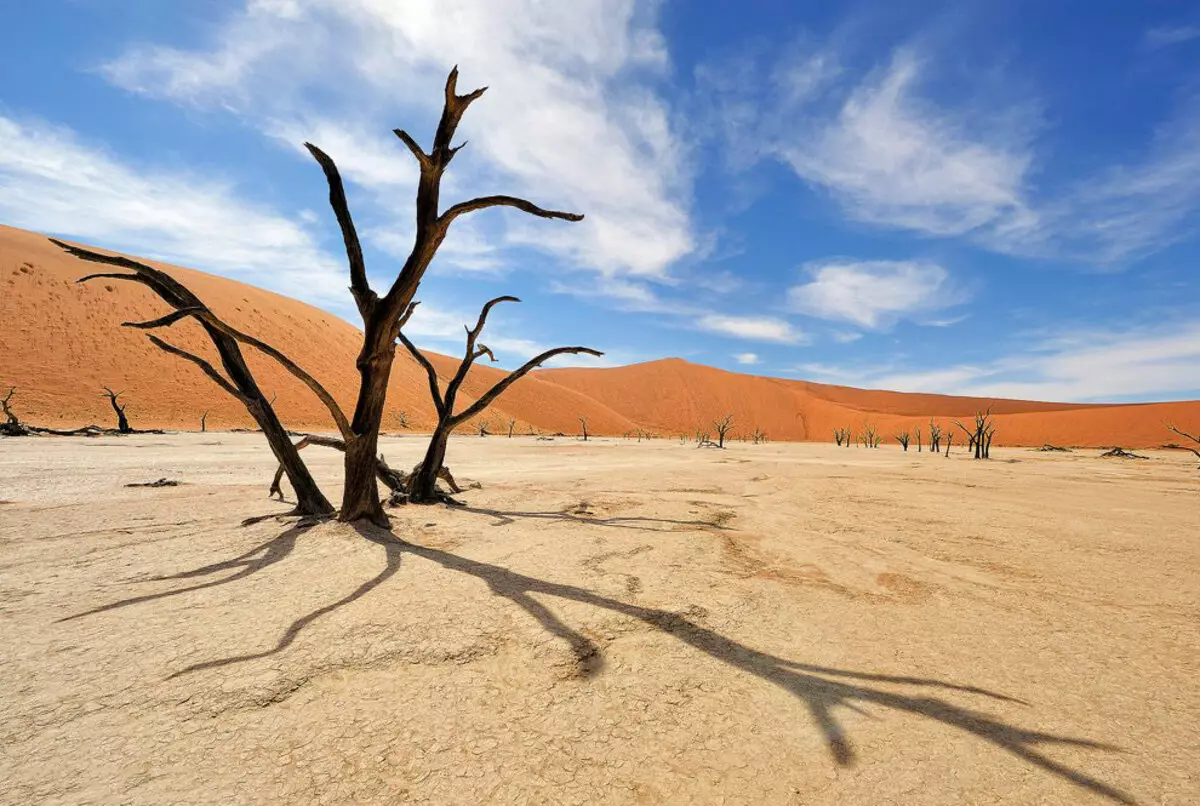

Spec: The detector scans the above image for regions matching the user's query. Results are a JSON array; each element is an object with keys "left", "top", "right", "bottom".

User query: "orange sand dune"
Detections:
[{"left": 2, "top": 225, "right": 1197, "bottom": 447}]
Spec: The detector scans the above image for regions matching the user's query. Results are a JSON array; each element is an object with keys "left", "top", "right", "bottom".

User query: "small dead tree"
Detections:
[
  {"left": 477, "top": 418, "right": 491, "bottom": 437},
  {"left": 752, "top": 427, "right": 767, "bottom": 445},
  {"left": 579, "top": 416, "right": 589, "bottom": 441},
  {"left": 954, "top": 409, "right": 996, "bottom": 460},
  {"left": 1165, "top": 423, "right": 1200, "bottom": 468},
  {"left": 895, "top": 430, "right": 911, "bottom": 451},
  {"left": 861, "top": 423, "right": 882, "bottom": 448},
  {"left": 929, "top": 421, "right": 942, "bottom": 453},
  {"left": 713, "top": 414, "right": 733, "bottom": 448},
  {"left": 399, "top": 296, "right": 601, "bottom": 503},
  {"left": 834, "top": 427, "right": 849, "bottom": 447},
  {"left": 397, "top": 410, "right": 410, "bottom": 430},
  {"left": 507, "top": 418, "right": 517, "bottom": 438},
  {"left": 1, "top": 387, "right": 31, "bottom": 436},
  {"left": 56, "top": 239, "right": 339, "bottom": 517},
  {"left": 913, "top": 425, "right": 922, "bottom": 453},
  {"left": 200, "top": 410, "right": 209, "bottom": 432},
  {"left": 944, "top": 430, "right": 954, "bottom": 457},
  {"left": 101, "top": 387, "right": 133, "bottom": 433}
]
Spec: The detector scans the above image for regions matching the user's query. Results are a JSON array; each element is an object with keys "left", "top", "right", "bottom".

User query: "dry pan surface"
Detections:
[{"left": 0, "top": 434, "right": 1196, "bottom": 805}]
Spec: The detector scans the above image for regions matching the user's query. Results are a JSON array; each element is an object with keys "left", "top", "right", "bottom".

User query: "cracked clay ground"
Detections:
[{"left": 1, "top": 433, "right": 1197, "bottom": 804}]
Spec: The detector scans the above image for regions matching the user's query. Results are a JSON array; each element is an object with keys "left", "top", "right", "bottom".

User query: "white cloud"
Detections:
[
  {"left": 734, "top": 352, "right": 760, "bottom": 365},
  {"left": 812, "top": 323, "right": 1200, "bottom": 402},
  {"left": 0, "top": 115, "right": 347, "bottom": 307},
  {"left": 1144, "top": 26, "right": 1200, "bottom": 48},
  {"left": 697, "top": 314, "right": 805, "bottom": 344},
  {"left": 788, "top": 259, "right": 965, "bottom": 330},
  {"left": 774, "top": 50, "right": 1035, "bottom": 237},
  {"left": 100, "top": 0, "right": 695, "bottom": 279}
]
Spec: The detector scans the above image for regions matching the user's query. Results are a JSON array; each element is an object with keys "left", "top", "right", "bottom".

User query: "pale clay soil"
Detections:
[{"left": 0, "top": 434, "right": 1196, "bottom": 805}]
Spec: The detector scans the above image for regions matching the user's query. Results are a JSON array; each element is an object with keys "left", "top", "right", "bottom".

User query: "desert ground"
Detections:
[{"left": 1, "top": 433, "right": 1196, "bottom": 804}]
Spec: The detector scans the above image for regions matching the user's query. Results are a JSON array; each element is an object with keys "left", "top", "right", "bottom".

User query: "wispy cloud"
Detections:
[
  {"left": 0, "top": 114, "right": 346, "bottom": 307},
  {"left": 801, "top": 323, "right": 1200, "bottom": 402},
  {"left": 1143, "top": 25, "right": 1200, "bottom": 48},
  {"left": 788, "top": 259, "right": 966, "bottom": 330},
  {"left": 101, "top": 0, "right": 696, "bottom": 279},
  {"left": 734, "top": 352, "right": 760, "bottom": 365},
  {"left": 697, "top": 314, "right": 806, "bottom": 344}
]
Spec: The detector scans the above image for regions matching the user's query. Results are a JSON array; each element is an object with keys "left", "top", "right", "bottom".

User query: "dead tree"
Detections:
[
  {"left": 944, "top": 430, "right": 954, "bottom": 458},
  {"left": 266, "top": 434, "right": 423, "bottom": 502},
  {"left": 201, "top": 410, "right": 209, "bottom": 432},
  {"left": 307, "top": 68, "right": 583, "bottom": 524},
  {"left": 397, "top": 410, "right": 410, "bottom": 429},
  {"left": 579, "top": 416, "right": 589, "bottom": 441},
  {"left": 713, "top": 415, "right": 733, "bottom": 448},
  {"left": 752, "top": 427, "right": 767, "bottom": 445},
  {"left": 399, "top": 296, "right": 601, "bottom": 503},
  {"left": 861, "top": 423, "right": 882, "bottom": 448},
  {"left": 55, "top": 239, "right": 338, "bottom": 517},
  {"left": 954, "top": 409, "right": 996, "bottom": 460},
  {"left": 477, "top": 418, "right": 491, "bottom": 437},
  {"left": 929, "top": 421, "right": 942, "bottom": 453},
  {"left": 100, "top": 387, "right": 132, "bottom": 433},
  {"left": 507, "top": 418, "right": 517, "bottom": 438},
  {"left": 1, "top": 387, "right": 32, "bottom": 436},
  {"left": 834, "top": 427, "right": 849, "bottom": 446},
  {"left": 913, "top": 425, "right": 922, "bottom": 453},
  {"left": 895, "top": 430, "right": 911, "bottom": 451},
  {"left": 1165, "top": 423, "right": 1200, "bottom": 468}
]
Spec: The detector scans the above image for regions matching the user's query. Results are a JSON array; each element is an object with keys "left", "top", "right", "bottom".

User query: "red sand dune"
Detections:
[{"left": 2, "top": 225, "right": 1197, "bottom": 447}]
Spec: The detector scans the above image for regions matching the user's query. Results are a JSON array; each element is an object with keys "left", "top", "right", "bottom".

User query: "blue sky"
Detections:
[{"left": 2, "top": 0, "right": 1199, "bottom": 402}]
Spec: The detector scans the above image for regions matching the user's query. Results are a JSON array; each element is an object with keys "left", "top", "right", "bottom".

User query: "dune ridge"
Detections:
[{"left": 2, "top": 224, "right": 1196, "bottom": 447}]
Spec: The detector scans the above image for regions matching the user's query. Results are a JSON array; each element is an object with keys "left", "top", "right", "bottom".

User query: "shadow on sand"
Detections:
[{"left": 59, "top": 518, "right": 1136, "bottom": 804}]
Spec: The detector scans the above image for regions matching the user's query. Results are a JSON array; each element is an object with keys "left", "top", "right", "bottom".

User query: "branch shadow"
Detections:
[
  {"left": 459, "top": 505, "right": 731, "bottom": 532},
  {"left": 56, "top": 522, "right": 313, "bottom": 623}
]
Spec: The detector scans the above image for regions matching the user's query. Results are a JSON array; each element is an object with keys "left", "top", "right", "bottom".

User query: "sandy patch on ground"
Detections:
[{"left": 1, "top": 434, "right": 1196, "bottom": 804}]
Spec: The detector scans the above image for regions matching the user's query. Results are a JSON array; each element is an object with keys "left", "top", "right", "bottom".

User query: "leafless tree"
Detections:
[
  {"left": 834, "top": 427, "right": 850, "bottom": 447},
  {"left": 476, "top": 418, "right": 491, "bottom": 437},
  {"left": 100, "top": 387, "right": 133, "bottom": 433},
  {"left": 1, "top": 387, "right": 31, "bottom": 436},
  {"left": 954, "top": 409, "right": 996, "bottom": 460},
  {"left": 913, "top": 425, "right": 922, "bottom": 453},
  {"left": 306, "top": 68, "right": 584, "bottom": 524},
  {"left": 56, "top": 239, "right": 338, "bottom": 517},
  {"left": 507, "top": 418, "right": 517, "bottom": 438},
  {"left": 200, "top": 410, "right": 209, "bottom": 433},
  {"left": 861, "top": 423, "right": 882, "bottom": 448},
  {"left": 1165, "top": 423, "right": 1200, "bottom": 468},
  {"left": 944, "top": 430, "right": 954, "bottom": 458},
  {"left": 578, "top": 416, "right": 589, "bottom": 441},
  {"left": 895, "top": 430, "right": 911, "bottom": 451},
  {"left": 397, "top": 410, "right": 410, "bottom": 430},
  {"left": 398, "top": 296, "right": 601, "bottom": 503},
  {"left": 713, "top": 414, "right": 733, "bottom": 448},
  {"left": 929, "top": 421, "right": 942, "bottom": 453},
  {"left": 752, "top": 427, "right": 767, "bottom": 445}
]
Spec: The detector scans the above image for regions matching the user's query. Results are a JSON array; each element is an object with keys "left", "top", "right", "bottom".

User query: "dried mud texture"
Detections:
[{"left": 1, "top": 434, "right": 1197, "bottom": 805}]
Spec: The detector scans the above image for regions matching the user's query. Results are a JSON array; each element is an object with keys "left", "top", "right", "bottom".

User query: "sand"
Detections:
[
  {"left": 4, "top": 224, "right": 1198, "bottom": 447},
  {"left": 1, "top": 433, "right": 1196, "bottom": 804}
]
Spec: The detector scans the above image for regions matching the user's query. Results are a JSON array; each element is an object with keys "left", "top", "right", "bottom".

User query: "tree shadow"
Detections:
[
  {"left": 61, "top": 521, "right": 1136, "bottom": 803},
  {"left": 459, "top": 505, "right": 731, "bottom": 532},
  {"left": 56, "top": 522, "right": 313, "bottom": 623}
]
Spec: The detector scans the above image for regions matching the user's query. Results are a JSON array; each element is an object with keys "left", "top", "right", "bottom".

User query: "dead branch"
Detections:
[{"left": 1100, "top": 447, "right": 1149, "bottom": 460}]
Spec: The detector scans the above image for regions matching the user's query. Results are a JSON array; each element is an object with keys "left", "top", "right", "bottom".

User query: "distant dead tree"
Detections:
[
  {"left": 861, "top": 423, "right": 882, "bottom": 449},
  {"left": 895, "top": 430, "right": 911, "bottom": 451},
  {"left": 944, "top": 430, "right": 954, "bottom": 457},
  {"left": 507, "top": 418, "right": 517, "bottom": 438},
  {"left": 713, "top": 415, "right": 733, "bottom": 448},
  {"left": 913, "top": 425, "right": 922, "bottom": 453},
  {"left": 398, "top": 295, "right": 601, "bottom": 503},
  {"left": 1165, "top": 423, "right": 1200, "bottom": 468},
  {"left": 100, "top": 387, "right": 133, "bottom": 433},
  {"left": 954, "top": 409, "right": 996, "bottom": 460},
  {"left": 929, "top": 421, "right": 943, "bottom": 453},
  {"left": 397, "top": 410, "right": 410, "bottom": 429},
  {"left": 305, "top": 68, "right": 584, "bottom": 524},
  {"left": 1, "top": 387, "right": 31, "bottom": 436},
  {"left": 752, "top": 427, "right": 767, "bottom": 445},
  {"left": 200, "top": 410, "right": 209, "bottom": 433},
  {"left": 476, "top": 417, "right": 491, "bottom": 437},
  {"left": 834, "top": 427, "right": 850, "bottom": 447},
  {"left": 578, "top": 416, "right": 589, "bottom": 441},
  {"left": 56, "top": 239, "right": 338, "bottom": 517}
]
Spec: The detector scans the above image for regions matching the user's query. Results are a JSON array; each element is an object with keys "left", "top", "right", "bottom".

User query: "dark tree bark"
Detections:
[
  {"left": 914, "top": 426, "right": 922, "bottom": 453},
  {"left": 398, "top": 296, "right": 601, "bottom": 503},
  {"left": 713, "top": 415, "right": 733, "bottom": 448},
  {"left": 200, "top": 410, "right": 209, "bottom": 432},
  {"left": 578, "top": 417, "right": 589, "bottom": 441},
  {"left": 101, "top": 387, "right": 132, "bottom": 433},
  {"left": 895, "top": 431, "right": 910, "bottom": 451},
  {"left": 507, "top": 418, "right": 517, "bottom": 438},
  {"left": 1, "top": 387, "right": 32, "bottom": 436},
  {"left": 954, "top": 409, "right": 996, "bottom": 460},
  {"left": 929, "top": 422, "right": 942, "bottom": 453},
  {"left": 944, "top": 430, "right": 954, "bottom": 458},
  {"left": 306, "top": 67, "right": 584, "bottom": 525},
  {"left": 55, "top": 239, "right": 336, "bottom": 517}
]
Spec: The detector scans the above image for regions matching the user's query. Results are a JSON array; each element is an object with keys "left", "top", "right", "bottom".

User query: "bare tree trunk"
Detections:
[
  {"left": 410, "top": 424, "right": 452, "bottom": 503},
  {"left": 579, "top": 416, "right": 588, "bottom": 441},
  {"left": 102, "top": 387, "right": 132, "bottom": 433},
  {"left": 200, "top": 410, "right": 208, "bottom": 432}
]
